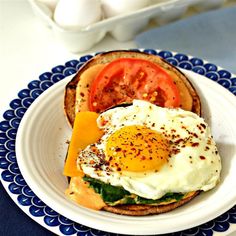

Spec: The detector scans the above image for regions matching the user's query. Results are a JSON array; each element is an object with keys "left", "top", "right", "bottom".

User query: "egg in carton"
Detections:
[
  {"left": 101, "top": 0, "right": 151, "bottom": 41},
  {"left": 29, "top": 0, "right": 227, "bottom": 53}
]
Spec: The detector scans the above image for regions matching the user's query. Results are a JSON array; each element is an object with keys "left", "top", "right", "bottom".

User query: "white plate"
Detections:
[{"left": 1, "top": 50, "right": 236, "bottom": 235}]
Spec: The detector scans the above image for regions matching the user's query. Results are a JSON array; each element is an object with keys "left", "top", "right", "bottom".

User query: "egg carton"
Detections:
[{"left": 28, "top": 0, "right": 226, "bottom": 53}]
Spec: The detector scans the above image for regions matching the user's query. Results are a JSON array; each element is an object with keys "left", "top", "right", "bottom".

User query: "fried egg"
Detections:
[{"left": 78, "top": 100, "right": 221, "bottom": 200}]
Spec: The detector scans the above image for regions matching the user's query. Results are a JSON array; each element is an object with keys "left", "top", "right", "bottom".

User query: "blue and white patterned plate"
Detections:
[{"left": 0, "top": 49, "right": 236, "bottom": 236}]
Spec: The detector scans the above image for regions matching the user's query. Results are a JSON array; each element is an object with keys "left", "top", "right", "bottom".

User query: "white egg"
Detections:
[
  {"left": 54, "top": 0, "right": 102, "bottom": 29},
  {"left": 101, "top": 0, "right": 150, "bottom": 18},
  {"left": 78, "top": 100, "right": 221, "bottom": 200}
]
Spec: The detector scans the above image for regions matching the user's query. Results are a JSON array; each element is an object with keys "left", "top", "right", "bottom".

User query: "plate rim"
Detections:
[{"left": 1, "top": 48, "right": 236, "bottom": 236}]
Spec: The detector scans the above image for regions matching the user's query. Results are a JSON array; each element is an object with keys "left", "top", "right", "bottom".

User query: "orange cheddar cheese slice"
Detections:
[{"left": 63, "top": 111, "right": 103, "bottom": 177}]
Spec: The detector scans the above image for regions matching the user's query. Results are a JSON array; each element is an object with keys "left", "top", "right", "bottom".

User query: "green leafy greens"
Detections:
[{"left": 83, "top": 176, "right": 184, "bottom": 206}]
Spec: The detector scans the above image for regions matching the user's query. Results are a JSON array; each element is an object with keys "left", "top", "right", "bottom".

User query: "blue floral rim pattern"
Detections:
[{"left": 0, "top": 49, "right": 236, "bottom": 236}]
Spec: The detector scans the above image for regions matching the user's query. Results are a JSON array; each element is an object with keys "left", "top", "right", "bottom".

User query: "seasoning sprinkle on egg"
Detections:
[
  {"left": 77, "top": 100, "right": 222, "bottom": 200},
  {"left": 106, "top": 125, "right": 170, "bottom": 173}
]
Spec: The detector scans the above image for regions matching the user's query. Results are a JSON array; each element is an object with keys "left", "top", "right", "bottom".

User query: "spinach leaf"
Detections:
[
  {"left": 83, "top": 176, "right": 130, "bottom": 203},
  {"left": 137, "top": 192, "right": 184, "bottom": 204},
  {"left": 83, "top": 176, "right": 184, "bottom": 205}
]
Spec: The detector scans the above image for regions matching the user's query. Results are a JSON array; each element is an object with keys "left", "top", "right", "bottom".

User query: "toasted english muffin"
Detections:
[
  {"left": 103, "top": 191, "right": 200, "bottom": 216},
  {"left": 64, "top": 50, "right": 201, "bottom": 127}
]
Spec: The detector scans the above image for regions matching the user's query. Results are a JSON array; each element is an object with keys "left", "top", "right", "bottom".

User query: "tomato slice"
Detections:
[{"left": 89, "top": 58, "right": 180, "bottom": 112}]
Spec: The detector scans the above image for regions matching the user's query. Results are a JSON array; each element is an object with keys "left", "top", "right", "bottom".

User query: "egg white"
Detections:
[
  {"left": 101, "top": 0, "right": 150, "bottom": 18},
  {"left": 54, "top": 0, "right": 102, "bottom": 29},
  {"left": 78, "top": 100, "right": 221, "bottom": 200}
]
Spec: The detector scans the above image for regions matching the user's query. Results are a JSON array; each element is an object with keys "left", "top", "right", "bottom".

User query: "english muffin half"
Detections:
[{"left": 64, "top": 50, "right": 201, "bottom": 127}]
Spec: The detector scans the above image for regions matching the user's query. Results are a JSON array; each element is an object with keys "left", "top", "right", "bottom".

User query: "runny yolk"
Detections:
[{"left": 105, "top": 125, "right": 170, "bottom": 172}]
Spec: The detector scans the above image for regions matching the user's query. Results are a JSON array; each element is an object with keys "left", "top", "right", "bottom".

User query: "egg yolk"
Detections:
[{"left": 106, "top": 125, "right": 170, "bottom": 172}]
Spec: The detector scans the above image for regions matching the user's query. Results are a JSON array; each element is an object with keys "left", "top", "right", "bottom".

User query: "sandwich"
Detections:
[{"left": 63, "top": 50, "right": 221, "bottom": 216}]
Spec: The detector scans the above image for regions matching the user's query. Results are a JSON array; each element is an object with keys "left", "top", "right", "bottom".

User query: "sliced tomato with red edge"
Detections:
[{"left": 89, "top": 58, "right": 180, "bottom": 112}]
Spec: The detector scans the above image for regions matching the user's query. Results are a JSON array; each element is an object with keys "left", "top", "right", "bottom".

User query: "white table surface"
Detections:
[{"left": 0, "top": 1, "right": 235, "bottom": 236}]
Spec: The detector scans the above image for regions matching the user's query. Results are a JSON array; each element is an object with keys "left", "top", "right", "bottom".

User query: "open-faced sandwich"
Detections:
[{"left": 63, "top": 50, "right": 221, "bottom": 216}]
